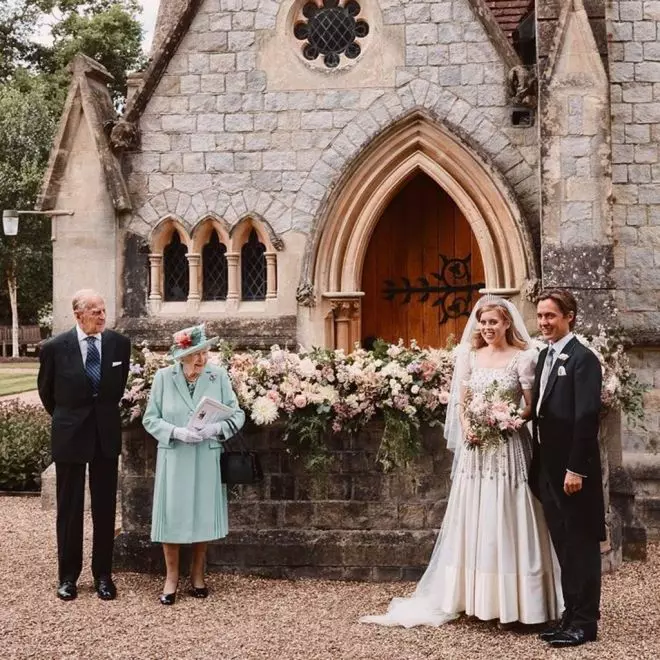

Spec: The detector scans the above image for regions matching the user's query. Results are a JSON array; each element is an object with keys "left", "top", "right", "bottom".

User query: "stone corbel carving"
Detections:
[
  {"left": 108, "top": 119, "right": 141, "bottom": 152},
  {"left": 296, "top": 281, "right": 316, "bottom": 307},
  {"left": 323, "top": 293, "right": 362, "bottom": 353},
  {"left": 520, "top": 277, "right": 541, "bottom": 302},
  {"left": 507, "top": 65, "right": 537, "bottom": 109},
  {"left": 330, "top": 299, "right": 361, "bottom": 354}
]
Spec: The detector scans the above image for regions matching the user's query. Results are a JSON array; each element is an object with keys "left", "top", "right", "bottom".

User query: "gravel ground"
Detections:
[{"left": 1, "top": 497, "right": 659, "bottom": 660}]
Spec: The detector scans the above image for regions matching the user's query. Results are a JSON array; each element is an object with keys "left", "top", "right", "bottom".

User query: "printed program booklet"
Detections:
[{"left": 187, "top": 396, "right": 235, "bottom": 431}]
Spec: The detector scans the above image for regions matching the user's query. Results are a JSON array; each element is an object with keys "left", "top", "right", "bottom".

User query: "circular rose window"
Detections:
[{"left": 294, "top": 0, "right": 369, "bottom": 69}]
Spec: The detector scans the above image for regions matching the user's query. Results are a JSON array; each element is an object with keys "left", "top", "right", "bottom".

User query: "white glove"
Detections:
[
  {"left": 197, "top": 423, "right": 224, "bottom": 441},
  {"left": 172, "top": 427, "right": 203, "bottom": 444}
]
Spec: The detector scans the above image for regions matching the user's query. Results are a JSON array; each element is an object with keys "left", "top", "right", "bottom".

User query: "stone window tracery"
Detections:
[
  {"left": 202, "top": 232, "right": 228, "bottom": 301},
  {"left": 294, "top": 0, "right": 369, "bottom": 68},
  {"left": 148, "top": 218, "right": 279, "bottom": 312},
  {"left": 163, "top": 231, "right": 189, "bottom": 302},
  {"left": 241, "top": 229, "right": 267, "bottom": 301}
]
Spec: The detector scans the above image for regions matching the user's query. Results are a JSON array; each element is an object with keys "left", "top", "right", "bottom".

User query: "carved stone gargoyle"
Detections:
[
  {"left": 108, "top": 119, "right": 141, "bottom": 152},
  {"left": 507, "top": 64, "right": 538, "bottom": 109}
]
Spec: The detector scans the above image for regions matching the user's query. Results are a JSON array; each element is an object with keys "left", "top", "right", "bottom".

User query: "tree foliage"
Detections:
[
  {"left": 0, "top": 79, "right": 57, "bottom": 324},
  {"left": 1, "top": 0, "right": 144, "bottom": 101},
  {"left": 0, "top": 1, "right": 144, "bottom": 326}
]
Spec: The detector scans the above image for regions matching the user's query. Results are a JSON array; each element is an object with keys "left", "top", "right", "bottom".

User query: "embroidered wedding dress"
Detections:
[{"left": 360, "top": 349, "right": 563, "bottom": 628}]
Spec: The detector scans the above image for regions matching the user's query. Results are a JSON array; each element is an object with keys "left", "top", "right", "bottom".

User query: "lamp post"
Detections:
[
  {"left": 1, "top": 209, "right": 74, "bottom": 358},
  {"left": 2, "top": 208, "right": 74, "bottom": 236}
]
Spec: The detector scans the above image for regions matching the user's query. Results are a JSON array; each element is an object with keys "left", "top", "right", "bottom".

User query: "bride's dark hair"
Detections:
[{"left": 471, "top": 302, "right": 529, "bottom": 350}]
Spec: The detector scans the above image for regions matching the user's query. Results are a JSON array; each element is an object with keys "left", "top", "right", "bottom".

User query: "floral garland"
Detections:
[
  {"left": 574, "top": 327, "right": 648, "bottom": 421},
  {"left": 221, "top": 339, "right": 453, "bottom": 471},
  {"left": 120, "top": 329, "right": 646, "bottom": 471}
]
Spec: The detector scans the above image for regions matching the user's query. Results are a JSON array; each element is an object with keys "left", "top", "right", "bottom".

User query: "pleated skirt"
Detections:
[{"left": 151, "top": 441, "right": 229, "bottom": 544}]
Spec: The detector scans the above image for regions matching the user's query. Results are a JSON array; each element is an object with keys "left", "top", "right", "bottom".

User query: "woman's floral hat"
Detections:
[{"left": 169, "top": 324, "right": 218, "bottom": 361}]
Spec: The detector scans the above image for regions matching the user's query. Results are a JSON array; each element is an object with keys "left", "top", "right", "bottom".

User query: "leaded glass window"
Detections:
[
  {"left": 294, "top": 0, "right": 369, "bottom": 68},
  {"left": 163, "top": 231, "right": 189, "bottom": 302},
  {"left": 202, "top": 232, "right": 228, "bottom": 301},
  {"left": 241, "top": 229, "right": 266, "bottom": 301}
]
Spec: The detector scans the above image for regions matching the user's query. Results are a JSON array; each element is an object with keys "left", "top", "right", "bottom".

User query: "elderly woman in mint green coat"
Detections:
[{"left": 143, "top": 324, "right": 245, "bottom": 605}]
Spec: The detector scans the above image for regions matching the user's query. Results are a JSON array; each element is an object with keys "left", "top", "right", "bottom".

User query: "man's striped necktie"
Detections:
[{"left": 85, "top": 336, "right": 101, "bottom": 394}]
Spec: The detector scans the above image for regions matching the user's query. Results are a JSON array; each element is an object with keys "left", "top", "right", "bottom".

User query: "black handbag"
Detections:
[{"left": 220, "top": 419, "right": 263, "bottom": 485}]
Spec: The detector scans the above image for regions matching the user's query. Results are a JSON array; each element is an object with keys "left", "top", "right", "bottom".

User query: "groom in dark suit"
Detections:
[
  {"left": 529, "top": 288, "right": 604, "bottom": 648},
  {"left": 38, "top": 290, "right": 131, "bottom": 601}
]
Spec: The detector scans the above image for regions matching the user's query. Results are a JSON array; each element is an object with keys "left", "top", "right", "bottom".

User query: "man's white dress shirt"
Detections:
[{"left": 76, "top": 325, "right": 102, "bottom": 365}]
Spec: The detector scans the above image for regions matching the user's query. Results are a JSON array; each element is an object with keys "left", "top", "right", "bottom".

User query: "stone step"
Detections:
[
  {"left": 624, "top": 452, "right": 660, "bottom": 497},
  {"left": 115, "top": 528, "right": 436, "bottom": 581},
  {"left": 623, "top": 452, "right": 660, "bottom": 540}
]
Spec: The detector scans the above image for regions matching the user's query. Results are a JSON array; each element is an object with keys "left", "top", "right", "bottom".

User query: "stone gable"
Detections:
[{"left": 127, "top": 0, "right": 538, "bottom": 244}]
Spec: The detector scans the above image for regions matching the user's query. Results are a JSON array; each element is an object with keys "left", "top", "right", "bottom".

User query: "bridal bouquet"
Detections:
[{"left": 463, "top": 381, "right": 525, "bottom": 450}]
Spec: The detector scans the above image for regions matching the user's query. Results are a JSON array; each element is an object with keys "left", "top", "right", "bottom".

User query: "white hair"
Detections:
[{"left": 71, "top": 289, "right": 104, "bottom": 313}]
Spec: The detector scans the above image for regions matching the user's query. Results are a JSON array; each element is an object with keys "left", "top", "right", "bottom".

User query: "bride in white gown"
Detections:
[{"left": 360, "top": 297, "right": 562, "bottom": 628}]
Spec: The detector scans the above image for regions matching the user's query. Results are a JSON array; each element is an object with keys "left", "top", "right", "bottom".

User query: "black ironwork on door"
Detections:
[{"left": 382, "top": 254, "right": 485, "bottom": 324}]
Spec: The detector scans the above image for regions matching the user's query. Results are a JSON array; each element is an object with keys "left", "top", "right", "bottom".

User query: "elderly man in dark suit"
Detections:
[
  {"left": 529, "top": 289, "right": 604, "bottom": 648},
  {"left": 38, "top": 289, "right": 131, "bottom": 601}
]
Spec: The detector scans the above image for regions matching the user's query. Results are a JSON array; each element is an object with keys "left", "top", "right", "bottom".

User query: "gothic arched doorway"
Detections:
[{"left": 361, "top": 172, "right": 485, "bottom": 348}]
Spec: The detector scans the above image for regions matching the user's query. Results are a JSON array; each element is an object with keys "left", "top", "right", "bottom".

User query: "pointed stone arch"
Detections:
[
  {"left": 147, "top": 216, "right": 191, "bottom": 309},
  {"left": 230, "top": 214, "right": 284, "bottom": 253},
  {"left": 191, "top": 214, "right": 231, "bottom": 253},
  {"left": 150, "top": 215, "right": 192, "bottom": 252},
  {"left": 304, "top": 111, "right": 538, "bottom": 351},
  {"left": 231, "top": 215, "right": 281, "bottom": 301}
]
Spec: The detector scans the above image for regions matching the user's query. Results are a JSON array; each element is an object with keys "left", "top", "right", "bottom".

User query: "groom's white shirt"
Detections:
[
  {"left": 537, "top": 332, "right": 574, "bottom": 408},
  {"left": 538, "top": 332, "right": 585, "bottom": 478}
]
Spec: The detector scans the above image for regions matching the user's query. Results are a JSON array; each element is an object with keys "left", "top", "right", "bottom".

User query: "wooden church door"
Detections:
[{"left": 361, "top": 173, "right": 485, "bottom": 348}]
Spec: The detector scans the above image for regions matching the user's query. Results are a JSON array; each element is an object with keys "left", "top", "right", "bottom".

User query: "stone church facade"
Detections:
[{"left": 39, "top": 0, "right": 659, "bottom": 535}]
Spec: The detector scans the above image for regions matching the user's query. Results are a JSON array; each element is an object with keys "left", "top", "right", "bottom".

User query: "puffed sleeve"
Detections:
[
  {"left": 517, "top": 348, "right": 538, "bottom": 390},
  {"left": 454, "top": 347, "right": 473, "bottom": 388}
]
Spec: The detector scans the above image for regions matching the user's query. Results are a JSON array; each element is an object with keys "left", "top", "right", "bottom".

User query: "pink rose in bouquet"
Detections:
[{"left": 463, "top": 381, "right": 525, "bottom": 450}]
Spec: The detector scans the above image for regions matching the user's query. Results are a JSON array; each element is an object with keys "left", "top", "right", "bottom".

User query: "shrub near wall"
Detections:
[{"left": 0, "top": 401, "right": 51, "bottom": 491}]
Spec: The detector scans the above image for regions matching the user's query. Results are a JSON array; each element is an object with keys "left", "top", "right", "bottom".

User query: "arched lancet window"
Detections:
[
  {"left": 163, "top": 231, "right": 189, "bottom": 301},
  {"left": 202, "top": 231, "right": 228, "bottom": 301},
  {"left": 241, "top": 229, "right": 266, "bottom": 301}
]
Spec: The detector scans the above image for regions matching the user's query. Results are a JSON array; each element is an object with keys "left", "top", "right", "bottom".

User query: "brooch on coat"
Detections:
[{"left": 208, "top": 372, "right": 217, "bottom": 383}]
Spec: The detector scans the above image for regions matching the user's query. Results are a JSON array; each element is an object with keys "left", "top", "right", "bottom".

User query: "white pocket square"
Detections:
[
  {"left": 558, "top": 366, "right": 567, "bottom": 376},
  {"left": 112, "top": 361, "right": 123, "bottom": 367}
]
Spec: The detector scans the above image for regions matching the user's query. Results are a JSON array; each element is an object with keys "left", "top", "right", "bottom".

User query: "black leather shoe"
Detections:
[
  {"left": 539, "top": 610, "right": 572, "bottom": 641},
  {"left": 94, "top": 576, "right": 117, "bottom": 601},
  {"left": 548, "top": 625, "right": 597, "bottom": 647},
  {"left": 159, "top": 592, "right": 177, "bottom": 605},
  {"left": 57, "top": 581, "right": 77, "bottom": 601},
  {"left": 189, "top": 584, "right": 209, "bottom": 598}
]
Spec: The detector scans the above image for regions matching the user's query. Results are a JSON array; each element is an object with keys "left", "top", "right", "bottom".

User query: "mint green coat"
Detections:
[{"left": 143, "top": 362, "right": 245, "bottom": 544}]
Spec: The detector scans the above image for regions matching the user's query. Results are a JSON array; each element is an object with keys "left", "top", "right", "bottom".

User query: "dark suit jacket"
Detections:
[
  {"left": 529, "top": 336, "right": 606, "bottom": 541},
  {"left": 38, "top": 328, "right": 131, "bottom": 463}
]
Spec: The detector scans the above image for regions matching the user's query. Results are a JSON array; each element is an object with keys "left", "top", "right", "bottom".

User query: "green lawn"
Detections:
[{"left": 0, "top": 364, "right": 39, "bottom": 396}]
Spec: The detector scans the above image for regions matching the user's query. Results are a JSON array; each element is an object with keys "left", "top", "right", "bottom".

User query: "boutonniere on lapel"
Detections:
[
  {"left": 558, "top": 366, "right": 567, "bottom": 376},
  {"left": 558, "top": 353, "right": 570, "bottom": 361}
]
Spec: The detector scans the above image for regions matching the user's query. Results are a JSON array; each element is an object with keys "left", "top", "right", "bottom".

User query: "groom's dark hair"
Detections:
[{"left": 537, "top": 289, "right": 577, "bottom": 329}]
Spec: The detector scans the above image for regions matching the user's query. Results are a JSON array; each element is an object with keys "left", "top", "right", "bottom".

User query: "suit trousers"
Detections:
[
  {"left": 539, "top": 472, "right": 601, "bottom": 630},
  {"left": 55, "top": 433, "right": 119, "bottom": 582}
]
